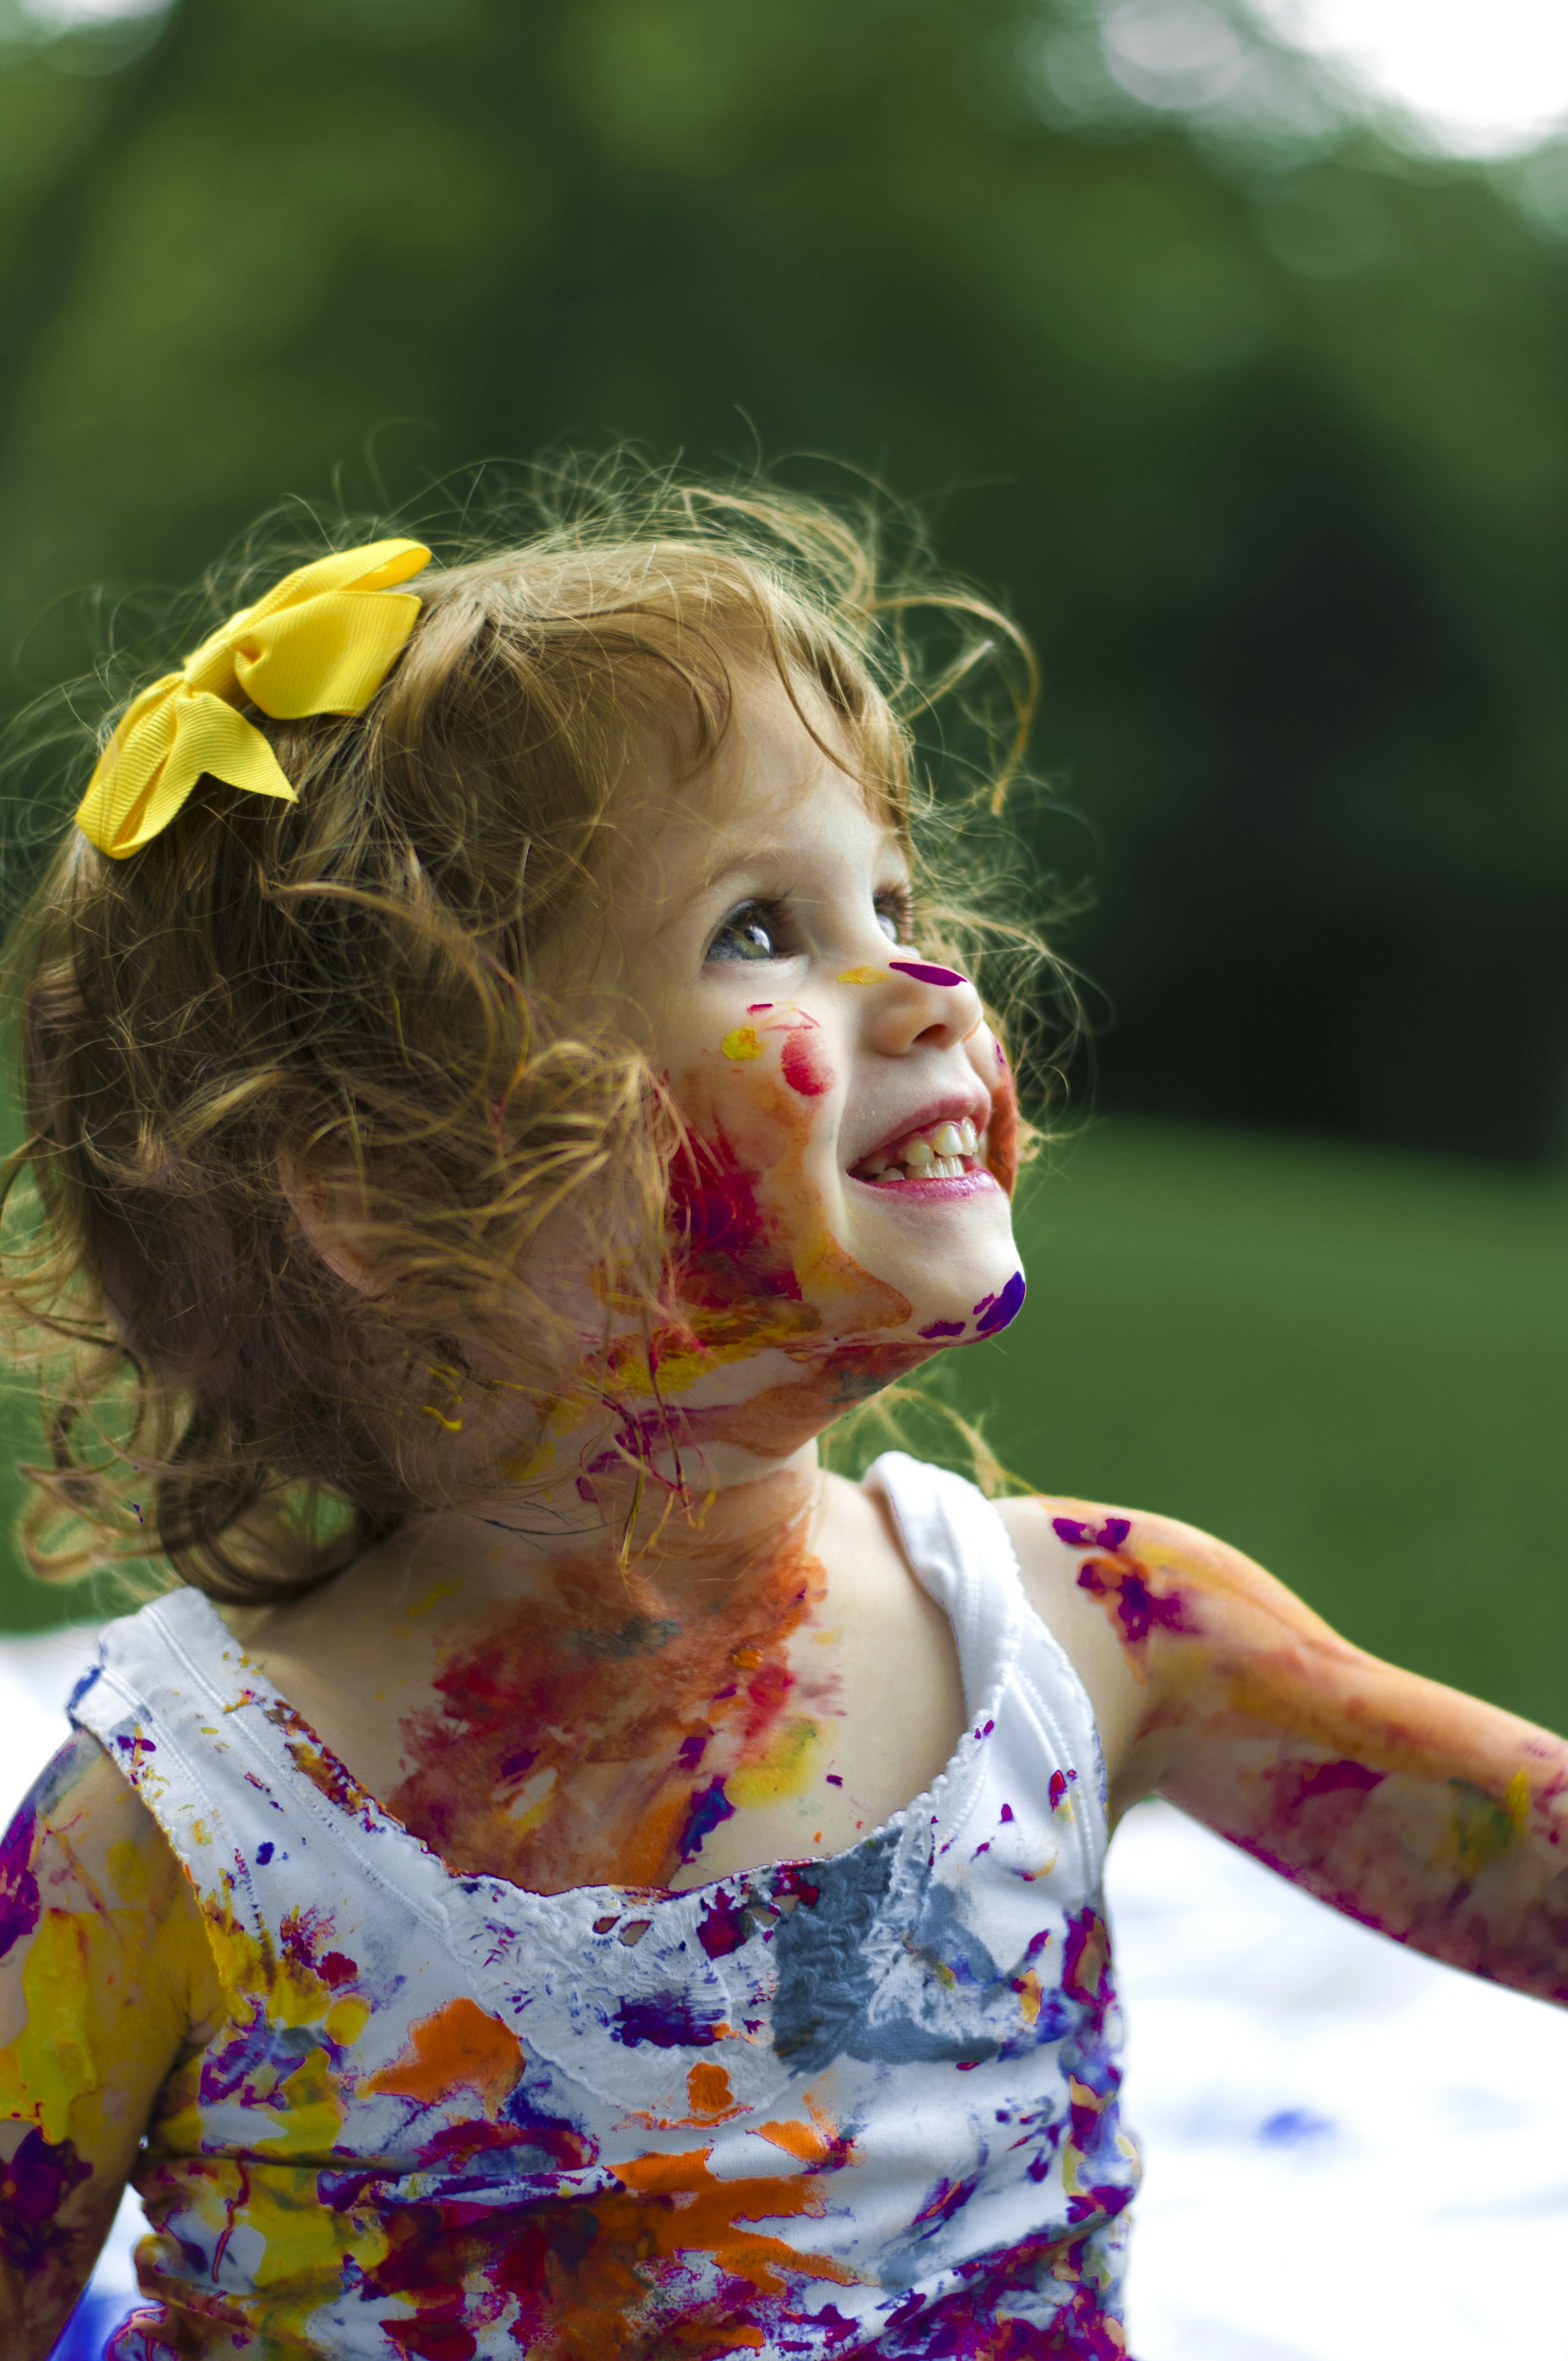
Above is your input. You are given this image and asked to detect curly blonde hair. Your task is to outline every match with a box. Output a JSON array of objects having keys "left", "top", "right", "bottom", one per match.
[{"left": 0, "top": 460, "right": 1057, "bottom": 1604}]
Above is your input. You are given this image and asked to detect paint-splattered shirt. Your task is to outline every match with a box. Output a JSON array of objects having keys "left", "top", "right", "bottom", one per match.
[{"left": 69, "top": 1452, "right": 1140, "bottom": 2358}]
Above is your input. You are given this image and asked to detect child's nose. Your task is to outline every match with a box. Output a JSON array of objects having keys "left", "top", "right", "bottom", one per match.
[{"left": 856, "top": 958, "right": 985, "bottom": 1055}]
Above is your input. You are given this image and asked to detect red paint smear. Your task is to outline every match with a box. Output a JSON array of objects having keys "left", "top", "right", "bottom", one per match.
[
  {"left": 280, "top": 1903, "right": 360, "bottom": 1994},
  {"left": 780, "top": 1033, "right": 831, "bottom": 1097},
  {"left": 697, "top": 1886, "right": 749, "bottom": 1957},
  {"left": 388, "top": 1529, "right": 831, "bottom": 1891},
  {"left": 667, "top": 1124, "right": 802, "bottom": 1307}
]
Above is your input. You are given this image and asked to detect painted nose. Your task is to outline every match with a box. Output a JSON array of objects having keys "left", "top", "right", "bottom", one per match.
[{"left": 866, "top": 956, "right": 984, "bottom": 1053}]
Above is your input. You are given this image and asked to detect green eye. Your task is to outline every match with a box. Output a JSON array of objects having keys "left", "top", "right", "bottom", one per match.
[{"left": 707, "top": 904, "right": 783, "bottom": 962}]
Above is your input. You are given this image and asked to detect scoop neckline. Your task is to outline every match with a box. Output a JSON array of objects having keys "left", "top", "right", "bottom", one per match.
[{"left": 163, "top": 1561, "right": 1017, "bottom": 1915}]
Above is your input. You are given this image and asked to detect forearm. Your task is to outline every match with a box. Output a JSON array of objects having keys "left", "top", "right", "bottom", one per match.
[{"left": 1159, "top": 1722, "right": 1568, "bottom": 2003}]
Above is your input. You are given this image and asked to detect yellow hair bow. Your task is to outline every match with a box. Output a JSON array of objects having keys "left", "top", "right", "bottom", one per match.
[{"left": 75, "top": 537, "right": 431, "bottom": 859}]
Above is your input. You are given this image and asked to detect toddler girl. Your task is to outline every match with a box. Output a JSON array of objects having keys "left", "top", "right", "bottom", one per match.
[{"left": 1, "top": 480, "right": 1565, "bottom": 2360}]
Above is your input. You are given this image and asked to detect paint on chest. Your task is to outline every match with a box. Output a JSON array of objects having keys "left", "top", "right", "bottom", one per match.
[{"left": 386, "top": 1532, "right": 841, "bottom": 1890}]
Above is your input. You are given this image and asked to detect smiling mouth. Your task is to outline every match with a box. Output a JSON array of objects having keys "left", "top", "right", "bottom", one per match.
[{"left": 850, "top": 1116, "right": 987, "bottom": 1185}]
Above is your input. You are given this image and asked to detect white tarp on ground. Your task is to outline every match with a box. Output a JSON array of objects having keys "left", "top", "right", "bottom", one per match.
[{"left": 3, "top": 1625, "right": 1566, "bottom": 2361}]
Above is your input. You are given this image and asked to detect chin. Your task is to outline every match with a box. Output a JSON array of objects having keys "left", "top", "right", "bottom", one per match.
[{"left": 853, "top": 1206, "right": 1026, "bottom": 1349}]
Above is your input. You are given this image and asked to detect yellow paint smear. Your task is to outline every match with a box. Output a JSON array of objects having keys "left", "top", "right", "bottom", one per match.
[
  {"left": 726, "top": 1718, "right": 820, "bottom": 1810},
  {"left": 721, "top": 1025, "right": 764, "bottom": 1061},
  {"left": 407, "top": 1577, "right": 461, "bottom": 1619},
  {"left": 0, "top": 1909, "right": 98, "bottom": 2142},
  {"left": 254, "top": 2044, "right": 346, "bottom": 2161},
  {"left": 1505, "top": 1768, "right": 1531, "bottom": 1831},
  {"left": 836, "top": 966, "right": 889, "bottom": 984}
]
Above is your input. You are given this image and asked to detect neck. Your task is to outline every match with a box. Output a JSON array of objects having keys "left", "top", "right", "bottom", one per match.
[{"left": 401, "top": 1435, "right": 826, "bottom": 1623}]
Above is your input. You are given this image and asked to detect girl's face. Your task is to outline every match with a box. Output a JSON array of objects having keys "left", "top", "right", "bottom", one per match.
[{"left": 595, "top": 669, "right": 1024, "bottom": 1376}]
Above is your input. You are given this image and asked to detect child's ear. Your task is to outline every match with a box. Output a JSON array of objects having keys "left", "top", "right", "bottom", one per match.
[{"left": 277, "top": 1150, "right": 382, "bottom": 1296}]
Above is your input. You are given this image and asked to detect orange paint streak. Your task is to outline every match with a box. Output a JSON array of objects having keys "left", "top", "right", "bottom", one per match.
[{"left": 362, "top": 1996, "right": 524, "bottom": 2116}]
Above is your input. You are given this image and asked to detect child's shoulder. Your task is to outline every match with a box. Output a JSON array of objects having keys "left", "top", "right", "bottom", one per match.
[{"left": 1, "top": 1729, "right": 219, "bottom": 2037}]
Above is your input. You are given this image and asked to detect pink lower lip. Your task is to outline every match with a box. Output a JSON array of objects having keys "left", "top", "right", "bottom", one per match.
[{"left": 848, "top": 1169, "right": 1001, "bottom": 1201}]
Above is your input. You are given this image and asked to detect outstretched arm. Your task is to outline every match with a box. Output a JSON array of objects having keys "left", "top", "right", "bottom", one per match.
[
  {"left": 1000, "top": 1495, "right": 1568, "bottom": 2005},
  {"left": 0, "top": 1732, "right": 219, "bottom": 2358}
]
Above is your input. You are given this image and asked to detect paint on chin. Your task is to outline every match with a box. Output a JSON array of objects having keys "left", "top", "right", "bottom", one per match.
[{"left": 973, "top": 1271, "right": 1026, "bottom": 1336}]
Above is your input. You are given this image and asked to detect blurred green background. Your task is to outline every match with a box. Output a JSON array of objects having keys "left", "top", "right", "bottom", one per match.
[{"left": 0, "top": 0, "right": 1564, "bottom": 1723}]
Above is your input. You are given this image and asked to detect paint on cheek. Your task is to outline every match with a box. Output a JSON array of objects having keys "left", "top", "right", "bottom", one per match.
[
  {"left": 889, "top": 960, "right": 966, "bottom": 987},
  {"left": 0, "top": 2126, "right": 91, "bottom": 2273},
  {"left": 919, "top": 1319, "right": 966, "bottom": 1340},
  {"left": 0, "top": 1805, "right": 39, "bottom": 1961},
  {"left": 985, "top": 1062, "right": 1021, "bottom": 1197},
  {"left": 973, "top": 1271, "right": 1026, "bottom": 1336},
  {"left": 721, "top": 1026, "right": 764, "bottom": 1061},
  {"left": 836, "top": 966, "right": 888, "bottom": 985},
  {"left": 780, "top": 1033, "right": 832, "bottom": 1097}
]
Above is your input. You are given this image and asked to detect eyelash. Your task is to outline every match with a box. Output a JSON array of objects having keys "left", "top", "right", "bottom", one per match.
[{"left": 704, "top": 890, "right": 914, "bottom": 965}]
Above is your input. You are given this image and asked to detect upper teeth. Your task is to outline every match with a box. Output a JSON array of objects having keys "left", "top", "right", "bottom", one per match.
[{"left": 859, "top": 1117, "right": 981, "bottom": 1181}]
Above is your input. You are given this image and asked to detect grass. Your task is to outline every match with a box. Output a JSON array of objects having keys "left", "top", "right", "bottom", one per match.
[
  {"left": 945, "top": 1121, "right": 1568, "bottom": 1734},
  {"left": 2, "top": 1118, "right": 1565, "bottom": 1732}
]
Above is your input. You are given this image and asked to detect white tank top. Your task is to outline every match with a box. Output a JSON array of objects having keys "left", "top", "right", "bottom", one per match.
[{"left": 70, "top": 1451, "right": 1139, "bottom": 2358}]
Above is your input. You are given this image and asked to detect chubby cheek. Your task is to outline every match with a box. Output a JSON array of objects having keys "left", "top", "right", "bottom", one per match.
[{"left": 680, "top": 1004, "right": 839, "bottom": 1175}]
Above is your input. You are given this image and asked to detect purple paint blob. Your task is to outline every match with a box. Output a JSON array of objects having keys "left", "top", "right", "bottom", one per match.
[
  {"left": 974, "top": 1270, "right": 1026, "bottom": 1336},
  {"left": 613, "top": 1992, "right": 726, "bottom": 2048},
  {"left": 676, "top": 1731, "right": 710, "bottom": 1772},
  {"left": 1052, "top": 1515, "right": 1130, "bottom": 1552},
  {"left": 890, "top": 960, "right": 966, "bottom": 988},
  {"left": 1000, "top": 1802, "right": 1015, "bottom": 1823},
  {"left": 1077, "top": 1562, "right": 1195, "bottom": 1646},
  {"left": 0, "top": 2127, "right": 91, "bottom": 2272},
  {"left": 0, "top": 1807, "right": 39, "bottom": 1963},
  {"left": 919, "top": 1319, "right": 966, "bottom": 1340},
  {"left": 255, "top": 1841, "right": 274, "bottom": 1865},
  {"left": 696, "top": 1886, "right": 749, "bottom": 1959},
  {"left": 677, "top": 1774, "right": 736, "bottom": 1863}
]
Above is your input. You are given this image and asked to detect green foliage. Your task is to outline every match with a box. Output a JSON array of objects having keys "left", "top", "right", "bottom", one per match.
[{"left": 0, "top": 0, "right": 1566, "bottom": 1151}]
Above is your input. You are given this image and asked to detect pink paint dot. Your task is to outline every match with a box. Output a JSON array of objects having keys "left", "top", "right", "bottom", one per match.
[{"left": 747, "top": 1003, "right": 774, "bottom": 1014}]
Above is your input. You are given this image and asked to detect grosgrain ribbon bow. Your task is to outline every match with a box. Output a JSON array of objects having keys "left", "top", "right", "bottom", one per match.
[{"left": 74, "top": 537, "right": 431, "bottom": 859}]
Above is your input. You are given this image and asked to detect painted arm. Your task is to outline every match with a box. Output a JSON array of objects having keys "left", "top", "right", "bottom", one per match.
[
  {"left": 1004, "top": 1496, "right": 1568, "bottom": 2005},
  {"left": 0, "top": 1733, "right": 218, "bottom": 2357}
]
